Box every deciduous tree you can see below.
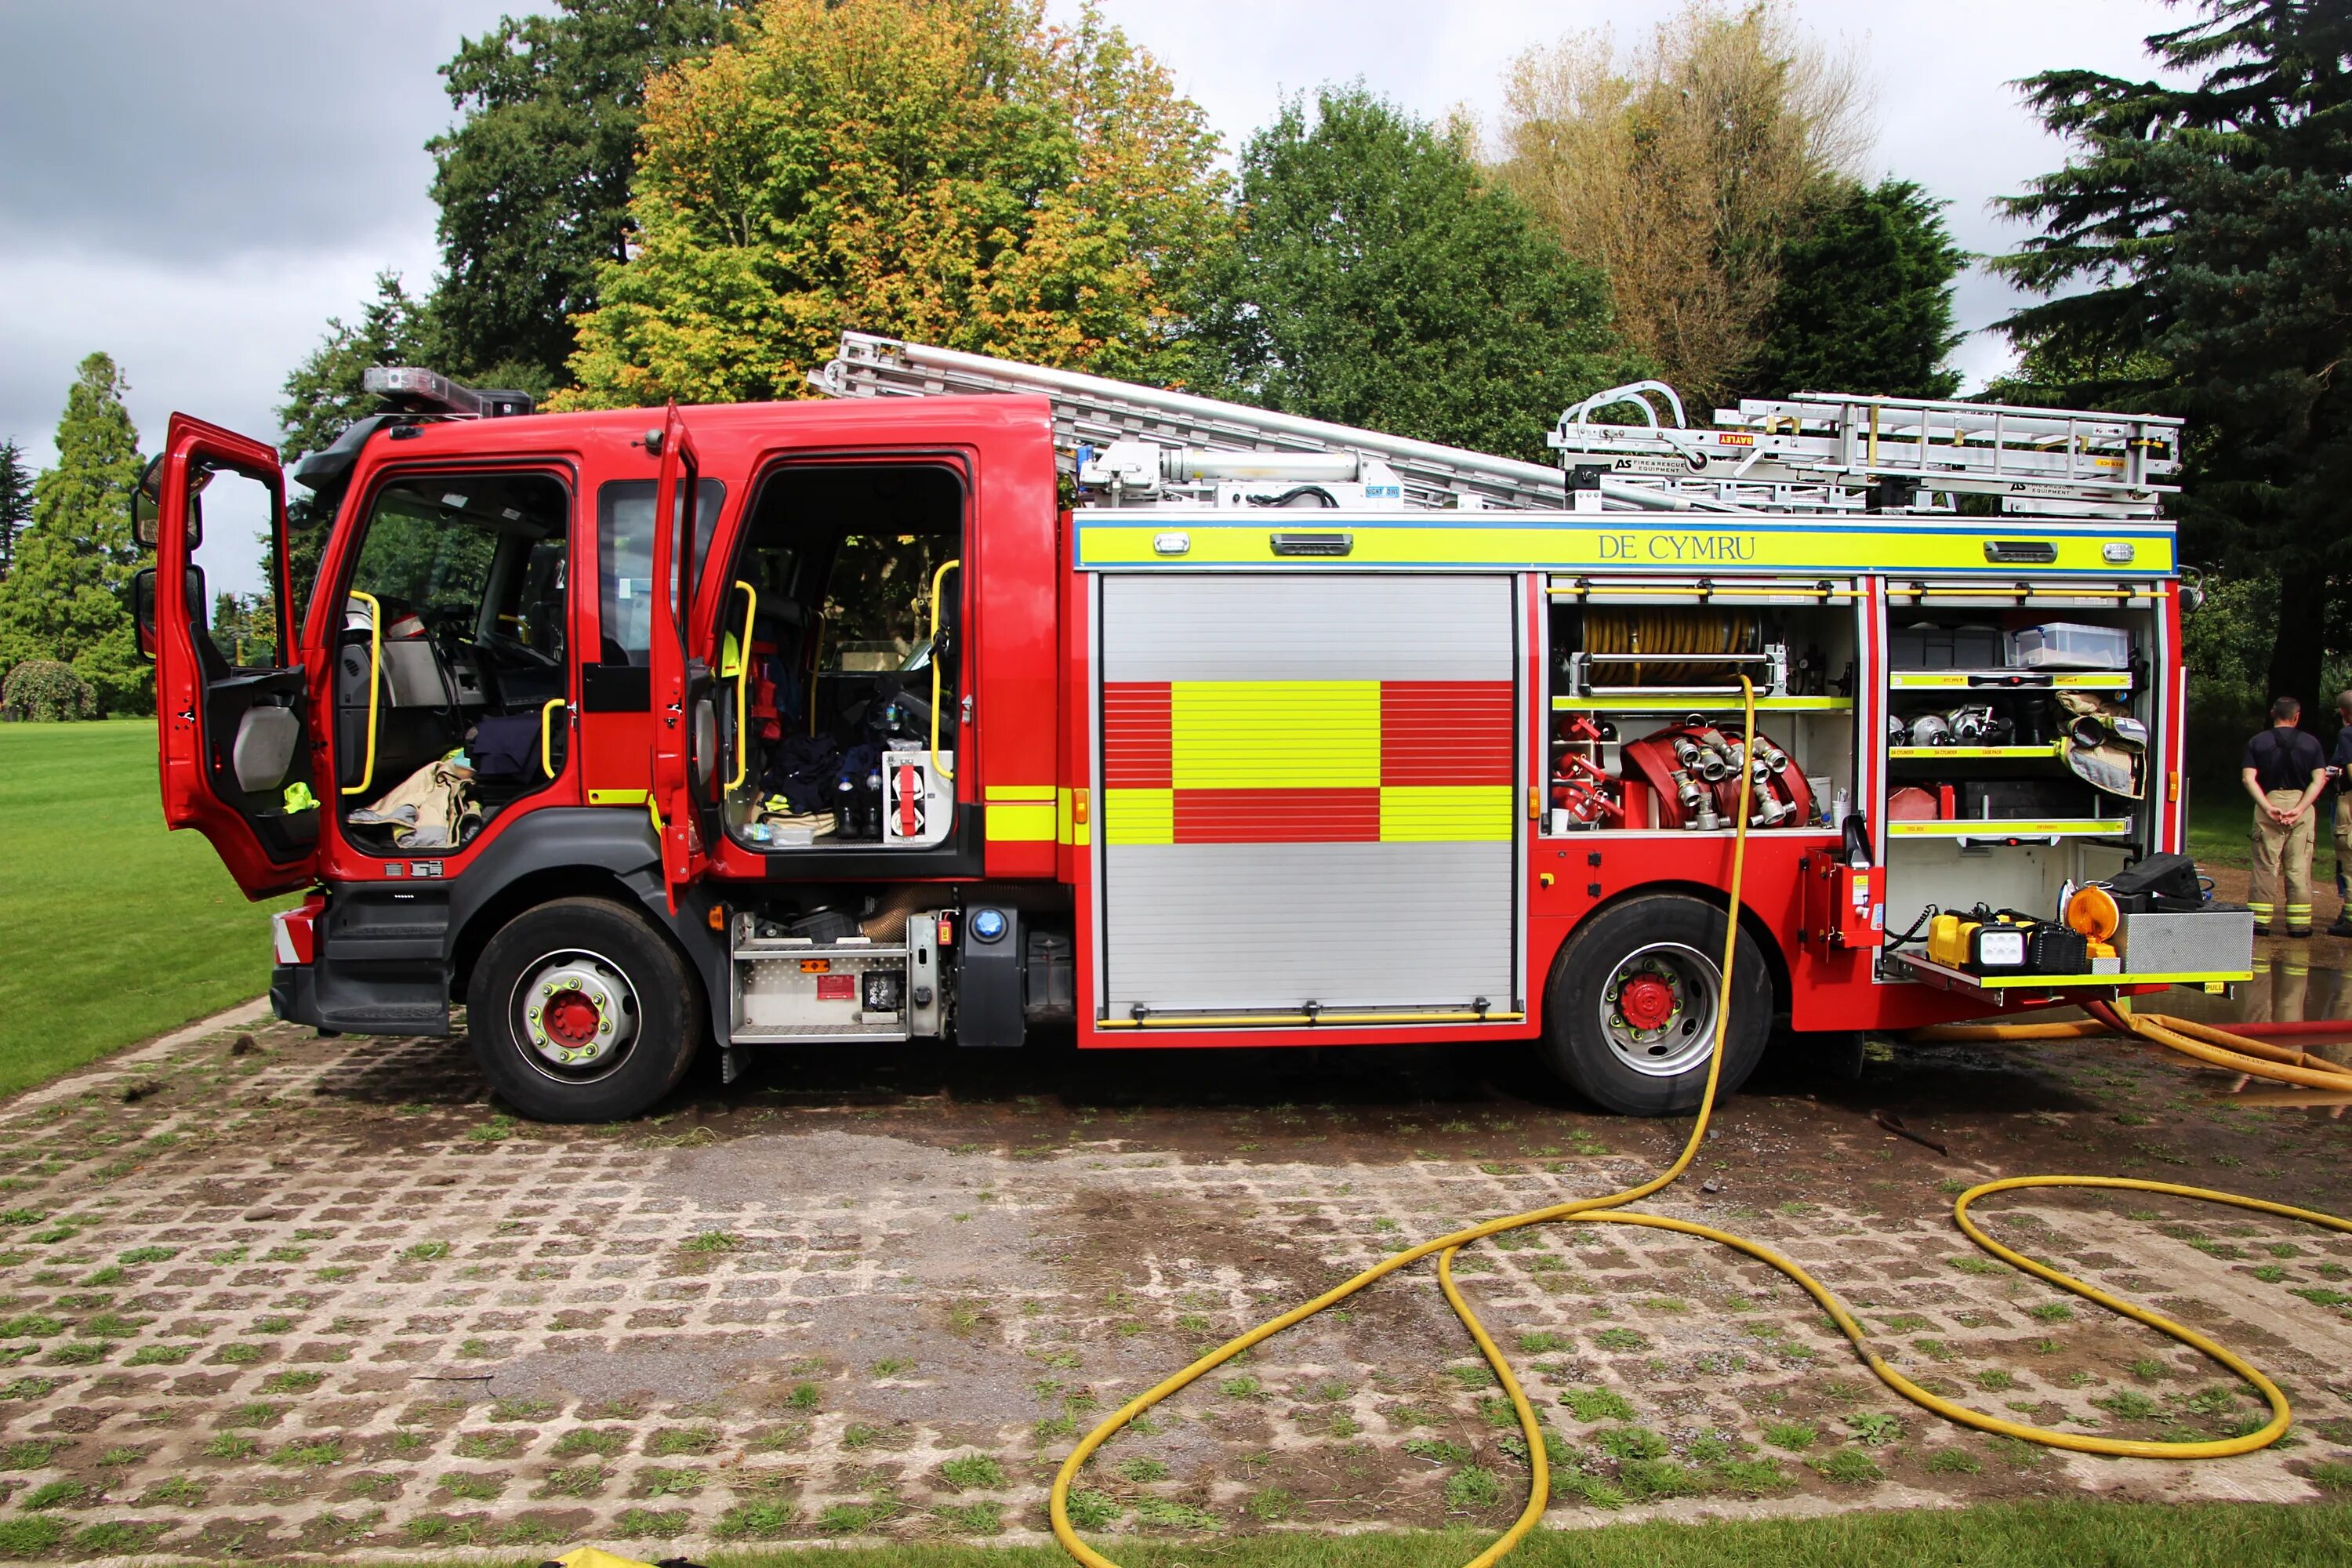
[1994,0,2352,708]
[0,354,147,714]
[428,0,744,387]
[274,273,430,619]
[1492,1,1871,403]
[559,0,1229,408]
[1191,87,1635,464]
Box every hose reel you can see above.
[1564,609,1785,695]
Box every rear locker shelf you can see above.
[1886,817,2133,844]
[1891,949,2244,1000]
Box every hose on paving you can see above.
[1048,675,2352,1568]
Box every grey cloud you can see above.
[0,0,522,262]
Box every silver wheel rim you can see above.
[1596,940,1721,1077]
[509,947,642,1085]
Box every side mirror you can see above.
[132,564,205,662]
[132,453,208,549]
[132,568,157,659]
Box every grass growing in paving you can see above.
[0,718,292,1098]
[343,1501,2347,1566]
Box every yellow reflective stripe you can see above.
[1103,787,1173,845]
[1172,680,1378,789]
[588,788,649,806]
[1076,521,2177,576]
[1965,969,2252,989]
[1379,785,1515,842]
[1058,786,1091,847]
[1887,819,2131,837]
[985,784,1056,803]
[1889,671,2132,690]
[984,803,1056,843]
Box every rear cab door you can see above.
[143,414,320,898]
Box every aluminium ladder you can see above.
[812,332,1734,514]
[812,332,2180,522]
[1549,383,2182,521]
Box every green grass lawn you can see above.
[287,1501,2350,1568]
[728,1501,2341,1566]
[0,718,292,1098]
[2188,784,2253,873]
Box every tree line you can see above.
[2,0,2343,727]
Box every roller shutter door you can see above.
[1098,574,1519,1018]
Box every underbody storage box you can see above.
[2114,908,2256,975]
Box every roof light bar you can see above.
[362,366,534,419]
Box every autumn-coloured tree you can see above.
[1492,2,1871,404]
[558,0,1228,408]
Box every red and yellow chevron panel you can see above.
[1103,680,1515,846]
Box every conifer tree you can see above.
[1995,0,2352,705]
[0,354,147,713]
[0,440,31,582]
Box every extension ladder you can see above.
[813,332,2180,522]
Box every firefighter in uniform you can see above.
[2242,695,2328,937]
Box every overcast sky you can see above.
[1,0,2179,596]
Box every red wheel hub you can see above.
[1617,972,1677,1032]
[544,989,600,1047]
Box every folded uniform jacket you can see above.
[350,758,482,850]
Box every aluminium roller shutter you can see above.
[1098,573,1519,1018]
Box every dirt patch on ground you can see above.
[0,1004,2347,1559]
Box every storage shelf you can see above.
[1888,744,2066,760]
[1889,669,2131,691]
[1886,817,2131,840]
[1893,950,2246,993]
[1550,695,1853,713]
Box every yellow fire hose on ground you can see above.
[1049,677,2352,1568]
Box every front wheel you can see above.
[466,896,703,1122]
[1541,894,1771,1116]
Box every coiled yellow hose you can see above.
[1580,608,1760,687]
[1049,676,2352,1568]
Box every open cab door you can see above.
[141,414,319,899]
[648,405,713,909]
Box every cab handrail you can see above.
[928,558,960,782]
[539,697,565,781]
[339,590,383,798]
[728,579,757,792]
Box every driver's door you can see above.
[649,405,713,907]
[144,414,320,899]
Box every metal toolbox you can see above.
[731,936,910,1040]
[2114,909,2256,975]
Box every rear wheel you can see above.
[466,897,702,1122]
[1541,895,1770,1115]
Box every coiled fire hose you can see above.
[1049,675,2352,1568]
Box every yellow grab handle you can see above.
[539,697,564,780]
[928,558,960,782]
[339,590,383,797]
[728,580,757,791]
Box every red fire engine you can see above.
[136,335,2252,1121]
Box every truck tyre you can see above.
[1541,895,1771,1116]
[466,897,703,1123]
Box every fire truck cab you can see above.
[138,337,2253,1121]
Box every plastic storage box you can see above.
[1890,623,2006,670]
[2013,622,2129,670]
